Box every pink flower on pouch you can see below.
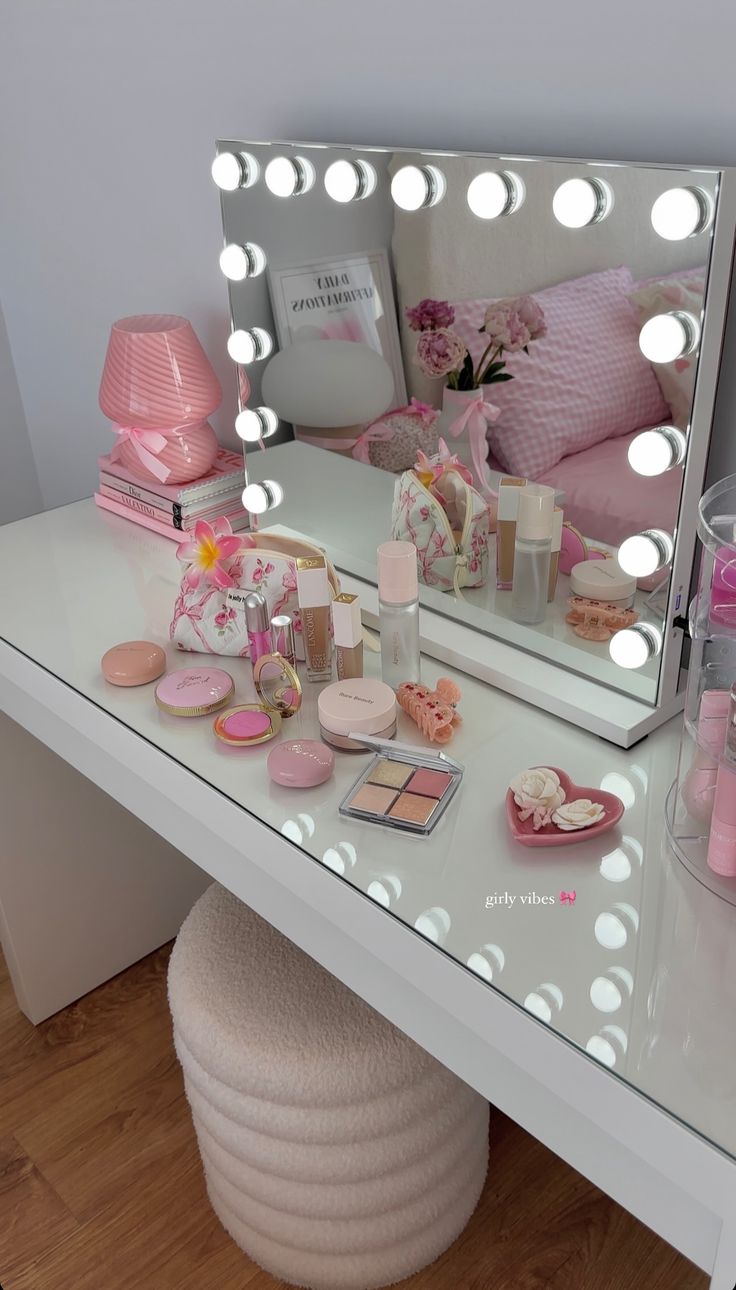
[406,298,455,331]
[176,518,245,590]
[415,328,467,379]
[214,608,236,628]
[252,559,275,585]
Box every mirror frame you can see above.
[214,138,736,746]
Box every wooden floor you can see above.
[0,945,707,1290]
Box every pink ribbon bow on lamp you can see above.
[446,392,500,495]
[111,423,172,482]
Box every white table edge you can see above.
[1,638,735,1288]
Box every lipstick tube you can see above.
[245,591,270,663]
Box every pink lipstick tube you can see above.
[706,685,736,877]
[244,591,271,664]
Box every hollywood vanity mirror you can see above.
[212,139,736,746]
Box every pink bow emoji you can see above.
[111,423,173,482]
[445,392,500,494]
[559,890,576,905]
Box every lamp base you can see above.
[116,421,218,485]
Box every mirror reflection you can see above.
[216,141,721,702]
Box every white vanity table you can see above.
[1,497,736,1288]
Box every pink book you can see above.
[94,492,249,542]
[98,446,245,504]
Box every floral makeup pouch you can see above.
[391,441,490,595]
[170,521,340,659]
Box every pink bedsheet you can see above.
[489,431,682,548]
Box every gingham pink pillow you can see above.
[451,267,670,479]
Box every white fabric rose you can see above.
[510,767,566,831]
[552,799,605,832]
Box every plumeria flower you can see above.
[414,438,474,490]
[176,518,250,590]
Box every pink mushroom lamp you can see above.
[99,314,222,485]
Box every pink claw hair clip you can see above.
[414,438,474,492]
[566,597,638,641]
[396,677,462,744]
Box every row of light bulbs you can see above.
[218,153,683,670]
[212,149,715,240]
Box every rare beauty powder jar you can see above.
[317,679,397,752]
[154,667,234,717]
[213,704,282,746]
[339,740,463,834]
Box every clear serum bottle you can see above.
[377,541,420,689]
[511,485,555,625]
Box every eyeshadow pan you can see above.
[367,759,414,790]
[407,768,454,799]
[349,783,399,815]
[388,792,439,826]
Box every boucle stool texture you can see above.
[168,884,489,1290]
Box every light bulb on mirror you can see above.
[242,480,284,515]
[235,407,279,443]
[609,623,663,670]
[227,327,273,364]
[219,242,266,281]
[324,158,377,203]
[618,529,674,577]
[651,186,714,240]
[390,164,446,211]
[264,155,315,198]
[211,151,259,192]
[627,426,687,476]
[638,311,699,363]
[553,177,613,228]
[466,170,525,219]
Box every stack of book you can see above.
[94,448,250,541]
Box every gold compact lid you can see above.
[253,652,302,718]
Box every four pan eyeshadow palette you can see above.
[339,736,463,835]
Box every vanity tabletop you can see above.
[1,498,734,1165]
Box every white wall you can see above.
[0,300,42,523]
[2,0,736,510]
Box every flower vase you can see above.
[438,387,499,502]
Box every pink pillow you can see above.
[451,267,670,479]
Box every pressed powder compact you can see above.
[339,736,463,834]
[155,667,234,716]
[214,652,301,748]
[213,704,282,746]
[102,640,166,687]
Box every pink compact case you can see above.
[155,667,234,717]
[267,740,335,787]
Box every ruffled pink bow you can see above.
[111,423,173,482]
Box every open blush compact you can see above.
[339,736,463,835]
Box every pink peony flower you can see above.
[482,296,546,352]
[176,517,246,591]
[414,327,467,379]
[516,294,546,341]
[406,298,455,332]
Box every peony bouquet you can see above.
[406,295,546,392]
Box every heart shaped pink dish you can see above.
[506,766,624,848]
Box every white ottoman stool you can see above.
[169,884,489,1290]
